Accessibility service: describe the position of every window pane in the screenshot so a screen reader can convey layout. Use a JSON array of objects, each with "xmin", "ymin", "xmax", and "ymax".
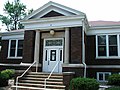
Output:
[
  {"xmin": 98, "ymin": 46, "xmax": 106, "ymax": 56},
  {"xmin": 10, "ymin": 49, "xmax": 15, "ymax": 57},
  {"xmin": 11, "ymin": 40, "xmax": 16, "ymax": 48},
  {"xmin": 10, "ymin": 40, "xmax": 16, "ymax": 57},
  {"xmin": 18, "ymin": 40, "xmax": 23, "ymax": 48},
  {"xmin": 99, "ymin": 73, "xmax": 103, "ymax": 80},
  {"xmin": 46, "ymin": 39, "xmax": 63, "ymax": 46},
  {"xmin": 109, "ymin": 46, "xmax": 118, "ymax": 56},
  {"xmin": 17, "ymin": 49, "xmax": 23, "ymax": 57},
  {"xmin": 109, "ymin": 35, "xmax": 117, "ymax": 45},
  {"xmin": 17, "ymin": 40, "xmax": 23, "ymax": 57},
  {"xmin": 98, "ymin": 36, "xmax": 106, "ymax": 45},
  {"xmin": 50, "ymin": 50, "xmax": 56, "ymax": 61},
  {"xmin": 105, "ymin": 73, "xmax": 110, "ymax": 81}
]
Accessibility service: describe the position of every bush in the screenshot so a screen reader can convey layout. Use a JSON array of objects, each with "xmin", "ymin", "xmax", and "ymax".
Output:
[
  {"xmin": 70, "ymin": 77, "xmax": 99, "ymax": 90},
  {"xmin": 108, "ymin": 74, "xmax": 120, "ymax": 86},
  {"xmin": 0, "ymin": 69, "xmax": 15, "ymax": 80},
  {"xmin": 0, "ymin": 69, "xmax": 15, "ymax": 87},
  {"xmin": 106, "ymin": 86, "xmax": 120, "ymax": 90}
]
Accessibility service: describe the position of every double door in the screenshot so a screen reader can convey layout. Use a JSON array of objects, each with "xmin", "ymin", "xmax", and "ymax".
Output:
[{"xmin": 43, "ymin": 48, "xmax": 63, "ymax": 73}]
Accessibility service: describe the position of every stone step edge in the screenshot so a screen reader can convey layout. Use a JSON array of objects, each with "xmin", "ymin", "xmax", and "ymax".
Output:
[
  {"xmin": 17, "ymin": 82, "xmax": 66, "ymax": 88},
  {"xmin": 29, "ymin": 72, "xmax": 63, "ymax": 75},
  {"xmin": 21, "ymin": 77, "xmax": 63, "ymax": 81},
  {"xmin": 26, "ymin": 75, "xmax": 63, "ymax": 78},
  {"xmin": 19, "ymin": 80, "xmax": 63, "ymax": 84},
  {"xmin": 12, "ymin": 85, "xmax": 65, "ymax": 90}
]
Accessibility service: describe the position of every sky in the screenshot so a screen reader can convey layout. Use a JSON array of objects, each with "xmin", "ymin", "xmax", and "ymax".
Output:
[{"xmin": 0, "ymin": 0, "xmax": 120, "ymax": 31}]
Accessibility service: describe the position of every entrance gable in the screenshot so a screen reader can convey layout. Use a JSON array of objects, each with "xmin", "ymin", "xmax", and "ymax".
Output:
[{"xmin": 23, "ymin": 1, "xmax": 85, "ymax": 20}]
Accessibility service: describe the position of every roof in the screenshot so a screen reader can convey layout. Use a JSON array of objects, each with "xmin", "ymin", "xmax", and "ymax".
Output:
[
  {"xmin": 89, "ymin": 20, "xmax": 120, "ymax": 26},
  {"xmin": 23, "ymin": 1, "xmax": 85, "ymax": 20}
]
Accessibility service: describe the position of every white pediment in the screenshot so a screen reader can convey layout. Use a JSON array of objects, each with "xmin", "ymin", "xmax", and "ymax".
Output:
[{"xmin": 23, "ymin": 1, "xmax": 85, "ymax": 20}]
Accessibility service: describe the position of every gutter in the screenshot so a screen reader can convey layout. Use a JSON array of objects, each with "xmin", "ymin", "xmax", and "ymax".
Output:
[{"xmin": 82, "ymin": 19, "xmax": 87, "ymax": 78}]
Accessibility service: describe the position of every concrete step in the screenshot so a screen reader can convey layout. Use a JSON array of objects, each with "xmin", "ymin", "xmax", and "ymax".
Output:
[
  {"xmin": 15, "ymin": 72, "xmax": 65, "ymax": 90},
  {"xmin": 17, "ymin": 83, "xmax": 65, "ymax": 89},
  {"xmin": 28, "ymin": 72, "xmax": 63, "ymax": 76},
  {"xmin": 21, "ymin": 77, "xmax": 63, "ymax": 81},
  {"xmin": 12, "ymin": 85, "xmax": 65, "ymax": 90},
  {"xmin": 25, "ymin": 74, "xmax": 63, "ymax": 79},
  {"xmin": 19, "ymin": 80, "xmax": 63, "ymax": 85}
]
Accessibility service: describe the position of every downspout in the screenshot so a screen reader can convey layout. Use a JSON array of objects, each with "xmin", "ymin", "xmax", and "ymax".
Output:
[{"xmin": 82, "ymin": 19, "xmax": 87, "ymax": 78}]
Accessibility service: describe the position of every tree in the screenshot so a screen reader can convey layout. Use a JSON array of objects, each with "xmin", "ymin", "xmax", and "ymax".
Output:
[
  {"xmin": 0, "ymin": 0, "xmax": 26, "ymax": 30},
  {"xmin": 0, "ymin": 15, "xmax": 12, "ymax": 31}
]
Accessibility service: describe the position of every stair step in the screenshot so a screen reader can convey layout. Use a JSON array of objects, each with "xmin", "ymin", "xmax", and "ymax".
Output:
[
  {"xmin": 29, "ymin": 72, "xmax": 63, "ymax": 76},
  {"xmin": 15, "ymin": 72, "xmax": 65, "ymax": 90},
  {"xmin": 25, "ymin": 74, "xmax": 63, "ymax": 78},
  {"xmin": 20, "ymin": 80, "xmax": 63, "ymax": 84},
  {"xmin": 12, "ymin": 85, "xmax": 65, "ymax": 90},
  {"xmin": 21, "ymin": 77, "xmax": 63, "ymax": 81},
  {"xmin": 17, "ymin": 83, "xmax": 65, "ymax": 88}
]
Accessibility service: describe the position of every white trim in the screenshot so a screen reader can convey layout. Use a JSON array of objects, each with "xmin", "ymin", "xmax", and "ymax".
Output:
[
  {"xmin": 23, "ymin": 1, "xmax": 85, "ymax": 20},
  {"xmin": 2, "ymin": 30, "xmax": 24, "ymax": 40},
  {"xmin": 87, "ymin": 25, "xmax": 120, "ymax": 35},
  {"xmin": 62, "ymin": 64, "xmax": 84, "ymax": 67},
  {"xmin": 87, "ymin": 65, "xmax": 120, "ymax": 68},
  {"xmin": 7, "ymin": 39, "xmax": 23, "ymax": 59},
  {"xmin": 0, "ymin": 63, "xmax": 41, "ymax": 67},
  {"xmin": 97, "ymin": 72, "xmax": 111, "ymax": 82},
  {"xmin": 22, "ymin": 15, "xmax": 83, "ymax": 30}
]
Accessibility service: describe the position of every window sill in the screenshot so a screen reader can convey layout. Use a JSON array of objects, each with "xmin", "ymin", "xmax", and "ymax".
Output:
[
  {"xmin": 96, "ymin": 56, "xmax": 120, "ymax": 59},
  {"xmin": 7, "ymin": 57, "xmax": 22, "ymax": 59}
]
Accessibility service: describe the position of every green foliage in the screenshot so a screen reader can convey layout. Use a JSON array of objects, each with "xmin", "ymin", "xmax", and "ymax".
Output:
[
  {"xmin": 0, "ymin": 69, "xmax": 15, "ymax": 87},
  {"xmin": 0, "ymin": 15, "xmax": 12, "ymax": 31},
  {"xmin": 108, "ymin": 74, "xmax": 120, "ymax": 86},
  {"xmin": 106, "ymin": 86, "xmax": 120, "ymax": 90},
  {"xmin": 0, "ymin": 0, "xmax": 31, "ymax": 30},
  {"xmin": 0, "ymin": 69, "xmax": 15, "ymax": 80},
  {"xmin": 70, "ymin": 77, "xmax": 99, "ymax": 90}
]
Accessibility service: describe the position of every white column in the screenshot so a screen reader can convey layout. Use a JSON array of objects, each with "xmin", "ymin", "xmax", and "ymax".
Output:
[
  {"xmin": 34, "ymin": 30, "xmax": 40, "ymax": 72},
  {"xmin": 64, "ymin": 27, "xmax": 69, "ymax": 64}
]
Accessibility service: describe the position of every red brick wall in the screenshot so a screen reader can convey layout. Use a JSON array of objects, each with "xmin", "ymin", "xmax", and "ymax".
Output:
[
  {"xmin": 70, "ymin": 27, "xmax": 82, "ymax": 64},
  {"xmin": 22, "ymin": 30, "xmax": 35, "ymax": 63}
]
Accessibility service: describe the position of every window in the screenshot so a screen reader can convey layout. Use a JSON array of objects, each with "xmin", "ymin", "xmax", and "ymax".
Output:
[
  {"xmin": 97, "ymin": 72, "xmax": 111, "ymax": 82},
  {"xmin": 96, "ymin": 35, "xmax": 119, "ymax": 58},
  {"xmin": 45, "ymin": 39, "xmax": 63, "ymax": 46},
  {"xmin": 98, "ymin": 35, "xmax": 106, "ymax": 56},
  {"xmin": 8, "ymin": 39, "xmax": 23, "ymax": 58}
]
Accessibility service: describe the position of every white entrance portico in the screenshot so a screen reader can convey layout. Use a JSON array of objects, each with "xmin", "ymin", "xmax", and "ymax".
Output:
[{"xmin": 21, "ymin": 1, "xmax": 86, "ymax": 73}]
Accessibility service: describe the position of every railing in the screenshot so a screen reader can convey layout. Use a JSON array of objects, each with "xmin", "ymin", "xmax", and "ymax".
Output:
[
  {"xmin": 16, "ymin": 61, "xmax": 36, "ymax": 90},
  {"xmin": 44, "ymin": 62, "xmax": 59, "ymax": 89}
]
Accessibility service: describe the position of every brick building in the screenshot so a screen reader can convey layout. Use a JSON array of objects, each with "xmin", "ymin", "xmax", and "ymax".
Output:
[{"xmin": 0, "ymin": 1, "xmax": 120, "ymax": 89}]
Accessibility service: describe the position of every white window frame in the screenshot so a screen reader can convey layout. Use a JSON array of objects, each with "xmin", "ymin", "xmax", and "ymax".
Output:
[
  {"xmin": 8, "ymin": 39, "xmax": 23, "ymax": 59},
  {"xmin": 97, "ymin": 72, "xmax": 111, "ymax": 82},
  {"xmin": 96, "ymin": 34, "xmax": 120, "ymax": 58}
]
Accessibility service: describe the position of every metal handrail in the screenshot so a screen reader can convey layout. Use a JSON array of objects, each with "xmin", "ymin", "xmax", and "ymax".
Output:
[
  {"xmin": 16, "ymin": 61, "xmax": 36, "ymax": 90},
  {"xmin": 44, "ymin": 62, "xmax": 59, "ymax": 89}
]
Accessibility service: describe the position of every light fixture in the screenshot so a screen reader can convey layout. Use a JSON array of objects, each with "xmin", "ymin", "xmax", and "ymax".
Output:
[{"xmin": 50, "ymin": 29, "xmax": 55, "ymax": 35}]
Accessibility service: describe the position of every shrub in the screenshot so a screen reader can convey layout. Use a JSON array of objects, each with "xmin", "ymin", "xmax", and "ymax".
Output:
[
  {"xmin": 106, "ymin": 86, "xmax": 120, "ymax": 90},
  {"xmin": 0, "ymin": 69, "xmax": 15, "ymax": 80},
  {"xmin": 70, "ymin": 77, "xmax": 99, "ymax": 90},
  {"xmin": 108, "ymin": 74, "xmax": 120, "ymax": 86},
  {"xmin": 0, "ymin": 69, "xmax": 15, "ymax": 87}
]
